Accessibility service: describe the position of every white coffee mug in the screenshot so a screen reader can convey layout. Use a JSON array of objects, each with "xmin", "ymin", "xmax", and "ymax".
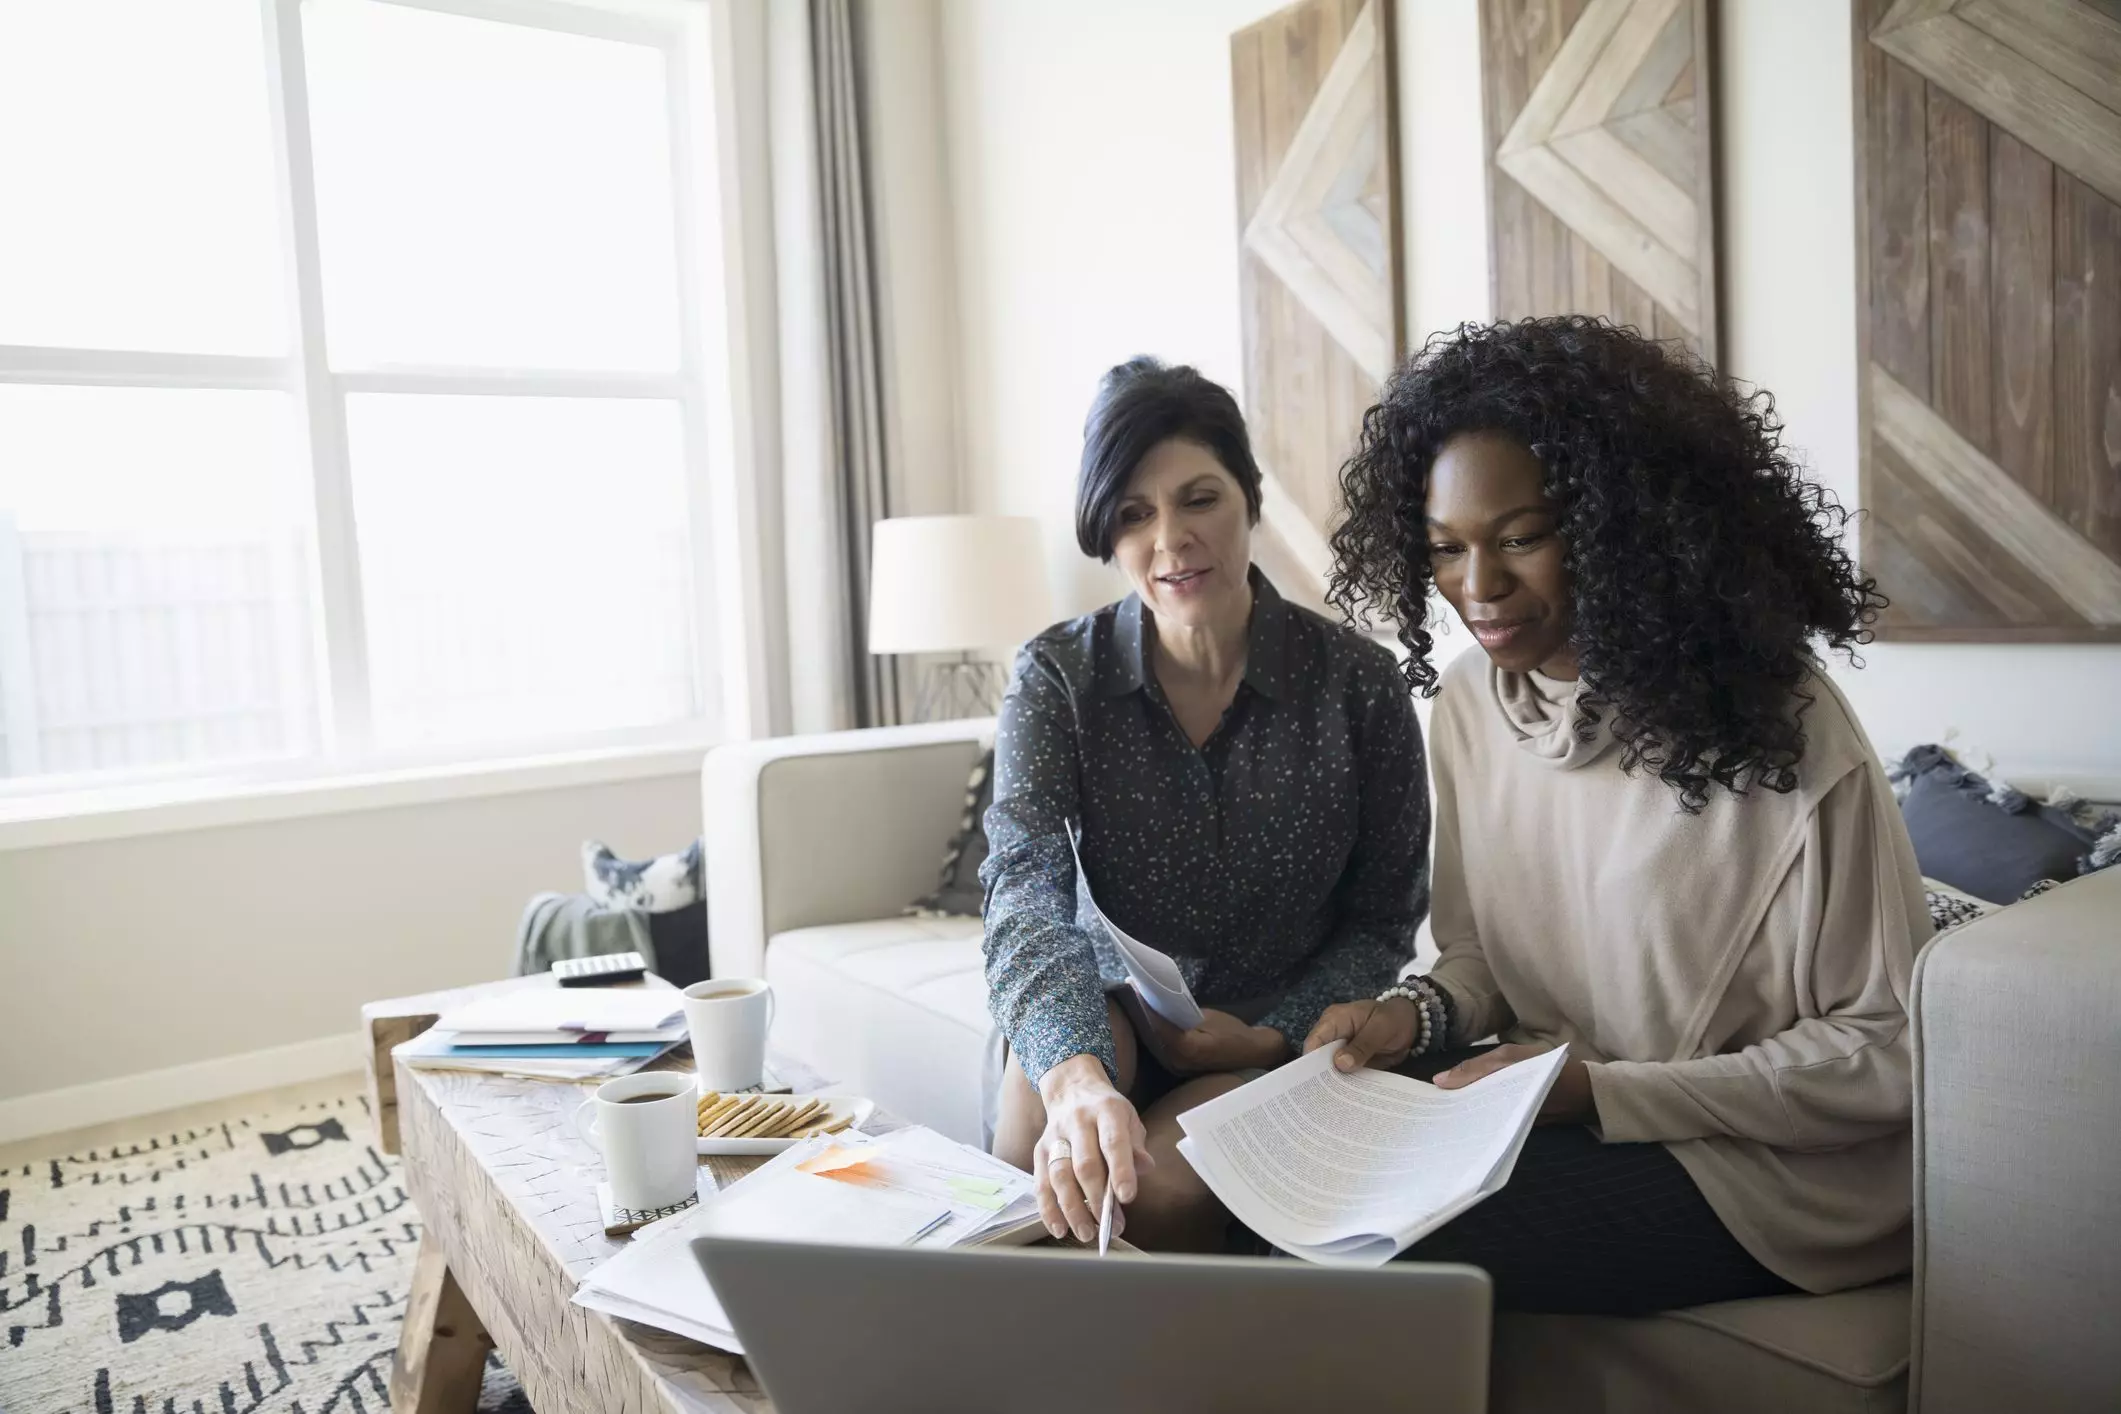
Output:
[
  {"xmin": 572, "ymin": 1073, "xmax": 699, "ymax": 1212},
  {"xmin": 682, "ymin": 978, "xmax": 775, "ymax": 1092}
]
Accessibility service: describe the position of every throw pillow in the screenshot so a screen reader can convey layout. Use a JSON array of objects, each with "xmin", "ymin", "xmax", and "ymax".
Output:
[
  {"xmin": 1923, "ymin": 878, "xmax": 1995, "ymax": 936},
  {"xmin": 908, "ymin": 747, "xmax": 996, "ymax": 919},
  {"xmin": 583, "ymin": 838, "xmax": 703, "ymax": 914},
  {"xmin": 1891, "ymin": 746, "xmax": 2121, "ymax": 905},
  {"xmin": 1923, "ymin": 876, "xmax": 2067, "ymax": 940}
]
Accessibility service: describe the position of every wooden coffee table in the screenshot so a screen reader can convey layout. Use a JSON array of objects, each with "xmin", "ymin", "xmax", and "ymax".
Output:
[{"xmin": 364, "ymin": 975, "xmax": 928, "ymax": 1414}]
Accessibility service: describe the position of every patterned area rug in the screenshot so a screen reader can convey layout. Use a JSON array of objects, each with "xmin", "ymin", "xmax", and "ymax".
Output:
[{"xmin": 0, "ymin": 1085, "xmax": 533, "ymax": 1414}]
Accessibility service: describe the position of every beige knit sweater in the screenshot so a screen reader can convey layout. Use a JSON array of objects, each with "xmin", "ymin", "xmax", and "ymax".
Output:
[{"xmin": 1426, "ymin": 651, "xmax": 1930, "ymax": 1293}]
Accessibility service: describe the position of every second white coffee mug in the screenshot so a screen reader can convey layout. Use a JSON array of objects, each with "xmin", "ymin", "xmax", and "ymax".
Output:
[
  {"xmin": 572, "ymin": 1072, "xmax": 699, "ymax": 1213},
  {"xmin": 682, "ymin": 978, "xmax": 775, "ymax": 1092}
]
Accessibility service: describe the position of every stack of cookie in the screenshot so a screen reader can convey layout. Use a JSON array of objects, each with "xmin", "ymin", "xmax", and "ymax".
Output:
[{"xmin": 696, "ymin": 1091, "xmax": 855, "ymax": 1141}]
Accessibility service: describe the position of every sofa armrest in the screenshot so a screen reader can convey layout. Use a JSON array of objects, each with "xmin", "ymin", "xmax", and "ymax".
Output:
[
  {"xmin": 1910, "ymin": 867, "xmax": 2121, "ymax": 1414},
  {"xmin": 702, "ymin": 718, "xmax": 992, "ymax": 980}
]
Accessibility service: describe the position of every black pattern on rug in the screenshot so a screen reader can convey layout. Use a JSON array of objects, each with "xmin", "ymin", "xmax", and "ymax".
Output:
[{"xmin": 0, "ymin": 1089, "xmax": 534, "ymax": 1414}]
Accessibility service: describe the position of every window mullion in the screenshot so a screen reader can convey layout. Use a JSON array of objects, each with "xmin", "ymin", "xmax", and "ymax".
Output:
[{"xmin": 260, "ymin": 0, "xmax": 373, "ymax": 759}]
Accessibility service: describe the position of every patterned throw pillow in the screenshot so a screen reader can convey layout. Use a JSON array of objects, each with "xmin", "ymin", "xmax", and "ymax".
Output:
[
  {"xmin": 583, "ymin": 838, "xmax": 703, "ymax": 914},
  {"xmin": 1924, "ymin": 875, "xmax": 2068, "ymax": 939},
  {"xmin": 1924, "ymin": 879, "xmax": 1995, "ymax": 936},
  {"xmin": 908, "ymin": 747, "xmax": 996, "ymax": 919}
]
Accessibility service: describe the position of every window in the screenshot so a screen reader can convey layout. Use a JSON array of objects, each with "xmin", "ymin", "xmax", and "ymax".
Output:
[{"xmin": 0, "ymin": 0, "xmax": 724, "ymax": 795}]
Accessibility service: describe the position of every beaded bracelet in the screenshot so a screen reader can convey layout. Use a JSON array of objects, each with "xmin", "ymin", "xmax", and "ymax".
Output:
[
  {"xmin": 1374, "ymin": 983, "xmax": 1430, "ymax": 1056},
  {"xmin": 1375, "ymin": 976, "xmax": 1449, "ymax": 1059}
]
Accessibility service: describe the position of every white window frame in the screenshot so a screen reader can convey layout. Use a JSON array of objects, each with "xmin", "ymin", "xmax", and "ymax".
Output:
[{"xmin": 0, "ymin": 0, "xmax": 771, "ymax": 833}]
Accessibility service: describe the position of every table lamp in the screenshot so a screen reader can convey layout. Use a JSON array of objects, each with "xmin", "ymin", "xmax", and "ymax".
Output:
[{"xmin": 868, "ymin": 515, "xmax": 1055, "ymax": 720}]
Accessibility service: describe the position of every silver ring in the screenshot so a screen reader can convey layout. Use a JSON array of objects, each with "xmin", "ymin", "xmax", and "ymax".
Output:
[{"xmin": 1046, "ymin": 1139, "xmax": 1072, "ymax": 1164}]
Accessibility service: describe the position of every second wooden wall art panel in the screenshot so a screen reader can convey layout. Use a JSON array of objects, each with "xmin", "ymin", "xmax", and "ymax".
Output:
[{"xmin": 1479, "ymin": 0, "xmax": 1720, "ymax": 361}]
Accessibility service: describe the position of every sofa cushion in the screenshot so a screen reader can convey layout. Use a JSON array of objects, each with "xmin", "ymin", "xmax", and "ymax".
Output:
[
  {"xmin": 764, "ymin": 916, "xmax": 990, "ymax": 1145},
  {"xmin": 1493, "ymin": 1280, "xmax": 1909, "ymax": 1414}
]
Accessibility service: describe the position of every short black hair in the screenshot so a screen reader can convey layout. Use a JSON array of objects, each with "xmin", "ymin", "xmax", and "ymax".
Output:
[
  {"xmin": 1330, "ymin": 316, "xmax": 1887, "ymax": 813},
  {"xmin": 1075, "ymin": 356, "xmax": 1263, "ymax": 560}
]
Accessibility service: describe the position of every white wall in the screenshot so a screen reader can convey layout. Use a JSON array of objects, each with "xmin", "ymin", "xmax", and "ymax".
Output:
[
  {"xmin": 939, "ymin": 0, "xmax": 2120, "ymax": 774},
  {"xmin": 0, "ymin": 772, "xmax": 701, "ymax": 1125},
  {"xmin": 943, "ymin": 0, "xmax": 1260, "ymax": 619}
]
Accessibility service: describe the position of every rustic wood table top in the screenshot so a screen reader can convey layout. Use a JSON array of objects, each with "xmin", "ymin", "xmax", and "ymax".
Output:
[{"xmin": 363, "ymin": 974, "xmax": 881, "ymax": 1414}]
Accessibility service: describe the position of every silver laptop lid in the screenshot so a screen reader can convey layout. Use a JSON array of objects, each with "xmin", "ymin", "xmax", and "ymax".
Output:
[{"xmin": 694, "ymin": 1236, "xmax": 1490, "ymax": 1414}]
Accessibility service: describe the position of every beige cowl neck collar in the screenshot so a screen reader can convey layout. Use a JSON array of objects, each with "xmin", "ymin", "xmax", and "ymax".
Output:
[{"xmin": 1489, "ymin": 660, "xmax": 1616, "ymax": 771}]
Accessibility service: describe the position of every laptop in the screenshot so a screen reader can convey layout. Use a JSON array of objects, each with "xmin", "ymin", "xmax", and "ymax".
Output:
[{"xmin": 693, "ymin": 1236, "xmax": 1491, "ymax": 1414}]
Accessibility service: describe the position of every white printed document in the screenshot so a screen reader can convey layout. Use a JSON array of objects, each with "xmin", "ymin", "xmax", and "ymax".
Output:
[
  {"xmin": 1176, "ymin": 1041, "xmax": 1568, "ymax": 1267},
  {"xmin": 1070, "ymin": 834, "xmax": 1204, "ymax": 1030},
  {"xmin": 436, "ymin": 989, "xmax": 684, "ymax": 1035}
]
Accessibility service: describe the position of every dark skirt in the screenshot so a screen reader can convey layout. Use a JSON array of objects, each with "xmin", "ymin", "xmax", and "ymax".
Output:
[{"xmin": 1387, "ymin": 1047, "xmax": 1799, "ymax": 1316}]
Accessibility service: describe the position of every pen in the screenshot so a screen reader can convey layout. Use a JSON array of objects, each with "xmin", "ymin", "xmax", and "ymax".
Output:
[
  {"xmin": 1097, "ymin": 1183, "xmax": 1113, "ymax": 1256},
  {"xmin": 905, "ymin": 1209, "xmax": 954, "ymax": 1246}
]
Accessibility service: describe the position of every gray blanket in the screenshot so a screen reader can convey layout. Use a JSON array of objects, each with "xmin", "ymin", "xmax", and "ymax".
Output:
[{"xmin": 513, "ymin": 892, "xmax": 657, "ymax": 977}]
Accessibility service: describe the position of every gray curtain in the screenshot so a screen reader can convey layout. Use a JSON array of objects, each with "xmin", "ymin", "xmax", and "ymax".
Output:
[{"xmin": 810, "ymin": 0, "xmax": 903, "ymax": 729}]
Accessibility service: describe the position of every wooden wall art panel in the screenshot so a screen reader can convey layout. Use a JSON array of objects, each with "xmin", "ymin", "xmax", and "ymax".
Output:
[
  {"xmin": 1479, "ymin": 0, "xmax": 1720, "ymax": 361},
  {"xmin": 1856, "ymin": 0, "xmax": 2121, "ymax": 641},
  {"xmin": 1231, "ymin": 0, "xmax": 1403, "ymax": 604}
]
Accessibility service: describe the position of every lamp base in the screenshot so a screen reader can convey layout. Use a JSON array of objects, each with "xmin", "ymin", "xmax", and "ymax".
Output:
[{"xmin": 913, "ymin": 655, "xmax": 1008, "ymax": 721}]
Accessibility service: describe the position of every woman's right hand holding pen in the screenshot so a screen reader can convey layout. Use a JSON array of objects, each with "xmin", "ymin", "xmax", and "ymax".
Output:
[{"xmin": 1033, "ymin": 1054, "xmax": 1154, "ymax": 1243}]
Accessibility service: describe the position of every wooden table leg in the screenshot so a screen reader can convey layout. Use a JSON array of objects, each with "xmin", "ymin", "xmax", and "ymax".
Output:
[
  {"xmin": 364, "ymin": 1009, "xmax": 439, "ymax": 1156},
  {"xmin": 390, "ymin": 1234, "xmax": 494, "ymax": 1414}
]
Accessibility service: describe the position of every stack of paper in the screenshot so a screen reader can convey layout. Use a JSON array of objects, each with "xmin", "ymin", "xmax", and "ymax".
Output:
[
  {"xmin": 572, "ymin": 1126, "xmax": 1036, "ymax": 1352},
  {"xmin": 397, "ymin": 989, "xmax": 688, "ymax": 1081},
  {"xmin": 1176, "ymin": 1040, "xmax": 1568, "ymax": 1267}
]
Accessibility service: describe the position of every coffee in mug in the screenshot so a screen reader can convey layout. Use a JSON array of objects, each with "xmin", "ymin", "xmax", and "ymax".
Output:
[
  {"xmin": 682, "ymin": 978, "xmax": 775, "ymax": 1092},
  {"xmin": 572, "ymin": 1074, "xmax": 698, "ymax": 1211}
]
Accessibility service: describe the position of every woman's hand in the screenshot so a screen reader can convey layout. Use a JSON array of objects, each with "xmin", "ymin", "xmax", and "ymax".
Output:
[
  {"xmin": 1135, "ymin": 1007, "xmax": 1287, "ymax": 1076},
  {"xmin": 1033, "ymin": 1054, "xmax": 1156, "ymax": 1243},
  {"xmin": 1435, "ymin": 1043, "xmax": 1596, "ymax": 1125},
  {"xmin": 1303, "ymin": 996, "xmax": 1421, "ymax": 1071}
]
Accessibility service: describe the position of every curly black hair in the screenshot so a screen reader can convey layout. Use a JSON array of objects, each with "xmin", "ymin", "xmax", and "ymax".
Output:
[{"xmin": 1329, "ymin": 316, "xmax": 1886, "ymax": 813}]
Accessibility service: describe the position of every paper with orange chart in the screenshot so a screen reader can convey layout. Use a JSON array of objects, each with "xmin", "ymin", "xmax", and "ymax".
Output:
[
  {"xmin": 572, "ymin": 1127, "xmax": 1038, "ymax": 1352},
  {"xmin": 1176, "ymin": 1041, "xmax": 1568, "ymax": 1267}
]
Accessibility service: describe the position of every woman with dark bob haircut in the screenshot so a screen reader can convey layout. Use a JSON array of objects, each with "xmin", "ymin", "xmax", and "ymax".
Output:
[
  {"xmin": 1306, "ymin": 316, "xmax": 1929, "ymax": 1313},
  {"xmin": 981, "ymin": 356, "xmax": 1429, "ymax": 1251}
]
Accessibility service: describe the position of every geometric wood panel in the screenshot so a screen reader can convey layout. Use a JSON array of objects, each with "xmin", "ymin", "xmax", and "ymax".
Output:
[
  {"xmin": 1480, "ymin": 0, "xmax": 1721, "ymax": 362},
  {"xmin": 1855, "ymin": 0, "xmax": 2121, "ymax": 640},
  {"xmin": 1232, "ymin": 0, "xmax": 1404, "ymax": 602}
]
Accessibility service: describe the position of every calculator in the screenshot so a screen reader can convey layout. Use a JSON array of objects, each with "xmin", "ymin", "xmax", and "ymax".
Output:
[{"xmin": 552, "ymin": 951, "xmax": 649, "ymax": 987}]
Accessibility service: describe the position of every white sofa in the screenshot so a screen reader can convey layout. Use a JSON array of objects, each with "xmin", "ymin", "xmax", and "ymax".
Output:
[
  {"xmin": 704, "ymin": 718, "xmax": 997, "ymax": 1146},
  {"xmin": 703, "ymin": 720, "xmax": 2121, "ymax": 1414}
]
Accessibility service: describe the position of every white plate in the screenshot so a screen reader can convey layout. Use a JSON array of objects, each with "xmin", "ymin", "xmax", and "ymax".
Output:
[{"xmin": 695, "ymin": 1094, "xmax": 874, "ymax": 1155}]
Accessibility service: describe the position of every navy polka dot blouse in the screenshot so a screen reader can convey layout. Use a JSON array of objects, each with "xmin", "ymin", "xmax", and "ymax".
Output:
[{"xmin": 977, "ymin": 569, "xmax": 1431, "ymax": 1086}]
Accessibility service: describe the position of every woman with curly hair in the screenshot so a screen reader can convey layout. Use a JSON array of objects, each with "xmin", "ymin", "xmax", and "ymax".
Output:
[{"xmin": 1305, "ymin": 316, "xmax": 1929, "ymax": 1314}]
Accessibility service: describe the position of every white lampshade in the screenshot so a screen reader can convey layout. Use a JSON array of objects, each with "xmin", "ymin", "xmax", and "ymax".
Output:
[{"xmin": 868, "ymin": 515, "xmax": 1056, "ymax": 655}]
